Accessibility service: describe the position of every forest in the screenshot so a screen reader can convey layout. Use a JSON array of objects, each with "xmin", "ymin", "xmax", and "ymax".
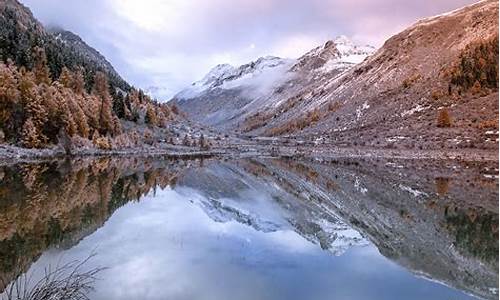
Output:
[
  {"xmin": 0, "ymin": 47, "xmax": 178, "ymax": 150},
  {"xmin": 0, "ymin": 3, "xmax": 179, "ymax": 151}
]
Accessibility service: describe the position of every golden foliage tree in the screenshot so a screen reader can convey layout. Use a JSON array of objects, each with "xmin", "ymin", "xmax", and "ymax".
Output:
[
  {"xmin": 145, "ymin": 104, "xmax": 158, "ymax": 127},
  {"xmin": 59, "ymin": 67, "xmax": 73, "ymax": 89},
  {"xmin": 93, "ymin": 72, "xmax": 117, "ymax": 136},
  {"xmin": 21, "ymin": 117, "xmax": 45, "ymax": 148},
  {"xmin": 0, "ymin": 63, "xmax": 20, "ymax": 139},
  {"xmin": 437, "ymin": 108, "xmax": 452, "ymax": 128},
  {"xmin": 0, "ymin": 46, "xmax": 173, "ymax": 149},
  {"xmin": 33, "ymin": 47, "xmax": 51, "ymax": 85}
]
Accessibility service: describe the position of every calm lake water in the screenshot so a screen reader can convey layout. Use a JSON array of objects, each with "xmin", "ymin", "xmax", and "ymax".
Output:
[{"xmin": 0, "ymin": 157, "xmax": 498, "ymax": 300}]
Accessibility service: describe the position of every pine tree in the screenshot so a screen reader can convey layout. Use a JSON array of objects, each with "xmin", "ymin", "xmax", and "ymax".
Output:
[
  {"xmin": 71, "ymin": 95, "xmax": 90, "ymax": 138},
  {"xmin": 53, "ymin": 84, "xmax": 77, "ymax": 137},
  {"xmin": 23, "ymin": 77, "xmax": 48, "ymax": 144},
  {"xmin": 183, "ymin": 135, "xmax": 190, "ymax": 146},
  {"xmin": 145, "ymin": 104, "xmax": 158, "ymax": 126},
  {"xmin": 21, "ymin": 117, "xmax": 44, "ymax": 148},
  {"xmin": 59, "ymin": 67, "xmax": 73, "ymax": 88},
  {"xmin": 33, "ymin": 47, "xmax": 51, "ymax": 85},
  {"xmin": 93, "ymin": 72, "xmax": 115, "ymax": 136},
  {"xmin": 0, "ymin": 62, "xmax": 21, "ymax": 140},
  {"xmin": 72, "ymin": 67, "xmax": 86, "ymax": 95}
]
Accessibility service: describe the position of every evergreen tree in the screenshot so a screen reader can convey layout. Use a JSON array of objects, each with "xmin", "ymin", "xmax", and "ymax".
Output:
[
  {"xmin": 145, "ymin": 104, "xmax": 158, "ymax": 126},
  {"xmin": 33, "ymin": 47, "xmax": 51, "ymax": 85},
  {"xmin": 93, "ymin": 72, "xmax": 115, "ymax": 136}
]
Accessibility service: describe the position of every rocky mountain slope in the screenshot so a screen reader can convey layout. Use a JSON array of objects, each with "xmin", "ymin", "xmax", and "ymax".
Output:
[
  {"xmin": 175, "ymin": 0, "xmax": 498, "ymax": 151},
  {"xmin": 172, "ymin": 36, "xmax": 375, "ymax": 130},
  {"xmin": 246, "ymin": 0, "xmax": 499, "ymax": 150}
]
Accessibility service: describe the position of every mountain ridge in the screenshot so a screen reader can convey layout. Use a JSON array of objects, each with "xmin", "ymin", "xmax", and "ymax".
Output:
[
  {"xmin": 173, "ymin": 36, "xmax": 375, "ymax": 129},
  {"xmin": 174, "ymin": 0, "xmax": 498, "ymax": 152}
]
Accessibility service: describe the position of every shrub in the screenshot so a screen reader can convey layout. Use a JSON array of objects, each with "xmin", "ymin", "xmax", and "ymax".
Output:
[
  {"xmin": 144, "ymin": 129, "xmax": 154, "ymax": 145},
  {"xmin": 435, "ymin": 177, "xmax": 450, "ymax": 196},
  {"xmin": 402, "ymin": 73, "xmax": 421, "ymax": 89},
  {"xmin": 477, "ymin": 119, "xmax": 498, "ymax": 130},
  {"xmin": 328, "ymin": 101, "xmax": 342, "ymax": 112},
  {"xmin": 431, "ymin": 90, "xmax": 443, "ymax": 101},
  {"xmin": 437, "ymin": 108, "xmax": 452, "ymax": 127},
  {"xmin": 94, "ymin": 136, "xmax": 111, "ymax": 150}
]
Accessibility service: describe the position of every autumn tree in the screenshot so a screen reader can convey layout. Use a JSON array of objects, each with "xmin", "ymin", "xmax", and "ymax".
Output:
[
  {"xmin": 33, "ymin": 47, "xmax": 51, "ymax": 85},
  {"xmin": 72, "ymin": 67, "xmax": 86, "ymax": 95},
  {"xmin": 170, "ymin": 104, "xmax": 179, "ymax": 115},
  {"xmin": 0, "ymin": 62, "xmax": 21, "ymax": 140},
  {"xmin": 21, "ymin": 117, "xmax": 44, "ymax": 148},
  {"xmin": 93, "ymin": 72, "xmax": 118, "ymax": 136},
  {"xmin": 145, "ymin": 104, "xmax": 158, "ymax": 126},
  {"xmin": 437, "ymin": 108, "xmax": 452, "ymax": 127},
  {"xmin": 59, "ymin": 67, "xmax": 73, "ymax": 88}
]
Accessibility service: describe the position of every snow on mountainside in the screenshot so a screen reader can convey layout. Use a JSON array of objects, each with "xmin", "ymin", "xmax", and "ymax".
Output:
[
  {"xmin": 173, "ymin": 36, "xmax": 375, "ymax": 129},
  {"xmin": 175, "ymin": 56, "xmax": 294, "ymax": 100},
  {"xmin": 292, "ymin": 36, "xmax": 376, "ymax": 73},
  {"xmin": 245, "ymin": 0, "xmax": 498, "ymax": 150},
  {"xmin": 49, "ymin": 28, "xmax": 122, "ymax": 81}
]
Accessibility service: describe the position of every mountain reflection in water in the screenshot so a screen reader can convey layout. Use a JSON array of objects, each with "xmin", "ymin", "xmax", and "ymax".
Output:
[{"xmin": 0, "ymin": 157, "xmax": 497, "ymax": 300}]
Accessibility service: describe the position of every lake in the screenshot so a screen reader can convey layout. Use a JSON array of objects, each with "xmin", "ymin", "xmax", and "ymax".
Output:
[{"xmin": 0, "ymin": 156, "xmax": 497, "ymax": 300}]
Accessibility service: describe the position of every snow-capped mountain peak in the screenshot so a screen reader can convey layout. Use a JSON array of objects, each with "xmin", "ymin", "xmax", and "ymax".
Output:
[
  {"xmin": 196, "ymin": 63, "xmax": 237, "ymax": 87},
  {"xmin": 175, "ymin": 56, "xmax": 294, "ymax": 100},
  {"xmin": 333, "ymin": 35, "xmax": 376, "ymax": 64},
  {"xmin": 292, "ymin": 36, "xmax": 376, "ymax": 73}
]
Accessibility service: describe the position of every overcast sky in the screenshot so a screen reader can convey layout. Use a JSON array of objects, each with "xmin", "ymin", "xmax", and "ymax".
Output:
[{"xmin": 21, "ymin": 0, "xmax": 477, "ymax": 100}]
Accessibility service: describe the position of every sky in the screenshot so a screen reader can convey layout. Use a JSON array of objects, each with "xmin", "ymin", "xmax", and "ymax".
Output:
[{"xmin": 21, "ymin": 0, "xmax": 478, "ymax": 101}]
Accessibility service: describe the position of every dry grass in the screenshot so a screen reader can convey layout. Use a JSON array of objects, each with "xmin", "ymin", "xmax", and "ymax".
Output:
[
  {"xmin": 476, "ymin": 119, "xmax": 498, "ymax": 130},
  {"xmin": 1, "ymin": 253, "xmax": 105, "ymax": 300}
]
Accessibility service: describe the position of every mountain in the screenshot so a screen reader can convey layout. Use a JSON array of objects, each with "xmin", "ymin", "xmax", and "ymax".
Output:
[
  {"xmin": 291, "ymin": 35, "xmax": 375, "ymax": 72},
  {"xmin": 174, "ymin": 0, "xmax": 498, "ymax": 152},
  {"xmin": 0, "ymin": 0, "xmax": 129, "ymax": 92},
  {"xmin": 0, "ymin": 0, "xmax": 181, "ymax": 151},
  {"xmin": 172, "ymin": 36, "xmax": 375, "ymax": 129},
  {"xmin": 238, "ymin": 0, "xmax": 499, "ymax": 150},
  {"xmin": 49, "ymin": 27, "xmax": 125, "ymax": 89}
]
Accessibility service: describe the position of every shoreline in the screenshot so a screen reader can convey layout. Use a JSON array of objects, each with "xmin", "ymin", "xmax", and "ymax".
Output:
[{"xmin": 0, "ymin": 144, "xmax": 498, "ymax": 166}]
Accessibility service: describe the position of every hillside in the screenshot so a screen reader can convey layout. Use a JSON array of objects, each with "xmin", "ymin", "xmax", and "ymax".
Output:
[
  {"xmin": 174, "ymin": 0, "xmax": 498, "ymax": 151},
  {"xmin": 172, "ymin": 36, "xmax": 375, "ymax": 130},
  {"xmin": 0, "ymin": 0, "xmax": 129, "ymax": 92},
  {"xmin": 240, "ymin": 0, "xmax": 499, "ymax": 150},
  {"xmin": 0, "ymin": 0, "xmax": 185, "ymax": 153}
]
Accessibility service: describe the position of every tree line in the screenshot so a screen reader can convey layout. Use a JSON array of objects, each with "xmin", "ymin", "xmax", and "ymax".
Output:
[{"xmin": 0, "ymin": 47, "xmax": 177, "ymax": 149}]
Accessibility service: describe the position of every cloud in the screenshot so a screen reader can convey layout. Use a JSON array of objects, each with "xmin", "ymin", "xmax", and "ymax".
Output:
[{"xmin": 20, "ymin": 0, "xmax": 478, "ymax": 100}]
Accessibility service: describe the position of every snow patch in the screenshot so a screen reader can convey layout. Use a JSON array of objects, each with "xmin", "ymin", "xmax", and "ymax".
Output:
[
  {"xmin": 401, "ymin": 104, "xmax": 430, "ymax": 117},
  {"xmin": 399, "ymin": 184, "xmax": 427, "ymax": 197},
  {"xmin": 356, "ymin": 101, "xmax": 370, "ymax": 120},
  {"xmin": 354, "ymin": 177, "xmax": 368, "ymax": 194},
  {"xmin": 386, "ymin": 136, "xmax": 407, "ymax": 143}
]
